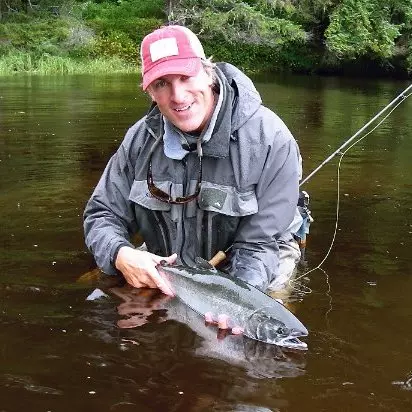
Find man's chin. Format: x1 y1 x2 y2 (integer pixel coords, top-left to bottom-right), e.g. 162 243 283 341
172 120 203 134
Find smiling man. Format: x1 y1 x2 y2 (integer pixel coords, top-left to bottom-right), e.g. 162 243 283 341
83 25 303 298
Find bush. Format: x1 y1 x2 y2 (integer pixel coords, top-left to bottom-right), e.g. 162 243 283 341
86 16 163 42
82 0 165 21
82 0 165 41
0 18 69 52
0 50 136 75
91 31 137 63
62 22 96 58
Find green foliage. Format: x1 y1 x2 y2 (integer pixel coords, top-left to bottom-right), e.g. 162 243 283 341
407 50 412 73
78 0 164 63
175 0 306 44
83 0 165 20
91 31 137 62
171 0 309 71
325 0 402 60
0 0 411 76
62 21 96 57
0 10 32 23
0 1 166 73
86 15 162 42
0 0 78 19
243 0 299 20
0 18 69 57
0 50 135 75
82 0 164 40
206 40 273 71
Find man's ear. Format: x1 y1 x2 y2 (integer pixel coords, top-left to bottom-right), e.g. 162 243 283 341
147 90 156 102
206 71 213 87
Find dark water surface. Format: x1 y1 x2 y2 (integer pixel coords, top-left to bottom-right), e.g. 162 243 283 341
1 73 412 411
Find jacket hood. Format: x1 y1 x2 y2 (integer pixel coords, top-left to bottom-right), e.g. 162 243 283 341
216 62 262 132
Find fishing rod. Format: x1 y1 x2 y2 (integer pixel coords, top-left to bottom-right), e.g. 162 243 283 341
300 83 412 187
289 82 412 294
209 84 412 271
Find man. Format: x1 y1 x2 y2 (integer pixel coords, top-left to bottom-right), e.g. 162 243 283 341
83 25 302 298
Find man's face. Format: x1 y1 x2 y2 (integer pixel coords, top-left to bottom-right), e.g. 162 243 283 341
147 69 215 134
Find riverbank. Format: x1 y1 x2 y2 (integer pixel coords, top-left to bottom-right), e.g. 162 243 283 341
0 52 136 76
1 1 411 78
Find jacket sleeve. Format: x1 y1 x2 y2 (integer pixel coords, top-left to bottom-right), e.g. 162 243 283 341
228 129 301 290
83 129 140 275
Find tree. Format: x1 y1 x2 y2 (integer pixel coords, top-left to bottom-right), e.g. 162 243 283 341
169 0 307 47
325 0 404 60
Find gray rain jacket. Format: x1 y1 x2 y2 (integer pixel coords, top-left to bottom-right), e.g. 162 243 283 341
83 63 301 290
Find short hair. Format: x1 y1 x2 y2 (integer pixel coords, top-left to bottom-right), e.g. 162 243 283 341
202 58 219 93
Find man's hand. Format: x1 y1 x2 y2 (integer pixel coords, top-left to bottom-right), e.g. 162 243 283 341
115 246 177 296
204 312 244 337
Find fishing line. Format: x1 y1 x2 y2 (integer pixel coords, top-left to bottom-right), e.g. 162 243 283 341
290 88 412 296
299 84 412 187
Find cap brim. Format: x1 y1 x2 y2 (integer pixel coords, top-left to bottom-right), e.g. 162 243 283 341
142 57 202 90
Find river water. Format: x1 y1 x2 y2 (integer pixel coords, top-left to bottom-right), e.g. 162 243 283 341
1 73 411 411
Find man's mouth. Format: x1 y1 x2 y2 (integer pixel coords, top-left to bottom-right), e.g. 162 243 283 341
174 104 192 112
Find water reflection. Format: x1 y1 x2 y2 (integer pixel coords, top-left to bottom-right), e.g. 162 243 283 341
110 286 307 380
1 73 412 411
1 374 63 396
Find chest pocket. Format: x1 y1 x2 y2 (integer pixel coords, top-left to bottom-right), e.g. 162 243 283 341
198 182 258 217
130 179 258 219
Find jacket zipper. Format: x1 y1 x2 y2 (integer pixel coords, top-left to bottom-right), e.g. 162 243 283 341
180 157 188 265
153 211 171 256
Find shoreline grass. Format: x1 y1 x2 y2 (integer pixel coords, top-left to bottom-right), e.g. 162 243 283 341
0 52 138 76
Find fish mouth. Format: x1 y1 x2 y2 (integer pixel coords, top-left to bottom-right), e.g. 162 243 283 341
276 329 308 350
276 336 308 351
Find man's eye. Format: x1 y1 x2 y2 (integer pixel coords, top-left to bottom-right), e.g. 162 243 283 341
180 75 190 82
154 80 166 89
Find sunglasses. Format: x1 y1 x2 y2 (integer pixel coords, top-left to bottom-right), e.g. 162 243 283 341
147 151 203 204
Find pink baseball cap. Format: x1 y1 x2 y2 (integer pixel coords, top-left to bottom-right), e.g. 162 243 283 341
140 25 206 90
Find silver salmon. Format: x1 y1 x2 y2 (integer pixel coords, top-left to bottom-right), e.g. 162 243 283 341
158 260 308 350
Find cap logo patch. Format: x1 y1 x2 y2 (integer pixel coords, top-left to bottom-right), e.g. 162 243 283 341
149 38 179 62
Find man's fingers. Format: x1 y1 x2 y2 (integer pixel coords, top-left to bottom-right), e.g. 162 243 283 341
124 271 154 289
163 253 177 264
205 313 234 329
205 312 214 323
218 314 230 329
204 313 244 337
146 266 175 296
153 253 178 265
124 276 145 289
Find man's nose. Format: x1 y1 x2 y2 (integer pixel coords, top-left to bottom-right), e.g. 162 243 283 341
171 83 186 102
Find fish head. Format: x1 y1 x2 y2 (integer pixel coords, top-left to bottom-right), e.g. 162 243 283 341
244 307 308 351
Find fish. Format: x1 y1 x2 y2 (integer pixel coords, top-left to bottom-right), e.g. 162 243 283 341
158 259 308 350
111 286 307 377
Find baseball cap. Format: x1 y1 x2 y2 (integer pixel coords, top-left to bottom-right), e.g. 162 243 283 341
140 25 206 90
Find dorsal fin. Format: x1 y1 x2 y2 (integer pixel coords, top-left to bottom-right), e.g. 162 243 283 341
195 257 217 271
